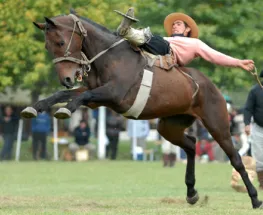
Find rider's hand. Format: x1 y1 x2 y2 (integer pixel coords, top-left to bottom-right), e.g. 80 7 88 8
245 125 251 136
239 59 254 72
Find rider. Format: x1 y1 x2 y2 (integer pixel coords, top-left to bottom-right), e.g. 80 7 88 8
115 8 254 72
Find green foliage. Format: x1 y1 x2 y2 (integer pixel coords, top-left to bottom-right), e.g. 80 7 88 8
0 0 62 96
0 0 138 96
136 0 263 90
0 0 262 95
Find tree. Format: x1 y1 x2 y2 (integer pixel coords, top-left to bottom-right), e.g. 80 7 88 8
1 0 262 100
136 0 263 90
0 0 137 102
0 0 66 102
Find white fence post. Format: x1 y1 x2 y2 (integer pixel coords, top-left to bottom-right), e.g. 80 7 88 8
15 119 23 161
53 117 59 161
97 106 107 159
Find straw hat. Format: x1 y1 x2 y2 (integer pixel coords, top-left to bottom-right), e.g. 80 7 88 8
164 13 199 38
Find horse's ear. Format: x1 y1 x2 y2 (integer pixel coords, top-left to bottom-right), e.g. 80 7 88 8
44 17 56 27
33 22 46 30
70 8 77 15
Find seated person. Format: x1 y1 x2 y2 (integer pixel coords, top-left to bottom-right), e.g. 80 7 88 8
161 137 177 167
231 156 256 193
196 125 214 162
69 120 95 158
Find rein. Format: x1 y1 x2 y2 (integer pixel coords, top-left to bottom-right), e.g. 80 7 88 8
52 14 125 78
250 66 263 89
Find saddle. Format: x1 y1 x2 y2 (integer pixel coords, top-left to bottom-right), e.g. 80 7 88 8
129 44 177 71
129 45 199 98
141 50 178 71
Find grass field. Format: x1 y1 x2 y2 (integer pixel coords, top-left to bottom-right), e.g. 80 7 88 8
0 161 263 215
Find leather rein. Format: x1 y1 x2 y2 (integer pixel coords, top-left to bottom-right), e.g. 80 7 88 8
52 14 125 80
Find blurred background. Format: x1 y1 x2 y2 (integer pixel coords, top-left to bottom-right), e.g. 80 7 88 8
0 0 263 163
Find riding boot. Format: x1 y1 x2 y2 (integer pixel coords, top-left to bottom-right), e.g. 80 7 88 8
169 153 176 167
163 154 169 167
257 171 263 190
115 7 152 46
115 7 138 36
123 27 152 46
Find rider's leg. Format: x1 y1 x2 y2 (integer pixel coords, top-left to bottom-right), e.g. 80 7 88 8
122 27 152 46
116 7 137 36
116 7 152 46
115 7 169 55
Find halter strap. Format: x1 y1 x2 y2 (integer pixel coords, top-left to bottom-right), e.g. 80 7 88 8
69 14 87 37
52 14 125 76
53 55 89 65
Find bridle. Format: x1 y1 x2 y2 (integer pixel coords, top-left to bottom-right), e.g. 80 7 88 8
52 14 125 78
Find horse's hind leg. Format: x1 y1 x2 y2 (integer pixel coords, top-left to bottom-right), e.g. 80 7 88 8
157 115 199 205
200 98 263 209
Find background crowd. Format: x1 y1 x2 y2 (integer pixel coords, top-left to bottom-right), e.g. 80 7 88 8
1 69 263 190
0 0 263 193
1 70 262 162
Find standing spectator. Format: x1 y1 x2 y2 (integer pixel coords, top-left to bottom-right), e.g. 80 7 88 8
161 137 177 167
127 120 150 154
31 112 51 160
92 109 99 138
230 108 250 157
0 106 18 160
69 120 95 158
244 69 263 190
105 110 123 160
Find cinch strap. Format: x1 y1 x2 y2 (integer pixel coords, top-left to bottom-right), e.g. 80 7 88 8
122 69 153 118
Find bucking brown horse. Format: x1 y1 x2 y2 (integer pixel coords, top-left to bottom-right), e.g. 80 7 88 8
21 10 263 209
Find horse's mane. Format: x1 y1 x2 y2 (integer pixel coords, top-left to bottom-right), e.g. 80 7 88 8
79 16 113 35
53 14 115 35
53 10 117 36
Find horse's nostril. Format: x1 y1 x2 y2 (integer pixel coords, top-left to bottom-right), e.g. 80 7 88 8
62 77 74 89
65 77 71 83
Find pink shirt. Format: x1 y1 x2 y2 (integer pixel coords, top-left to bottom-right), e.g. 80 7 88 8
163 36 241 67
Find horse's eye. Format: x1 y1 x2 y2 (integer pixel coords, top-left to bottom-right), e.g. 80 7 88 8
57 41 65 47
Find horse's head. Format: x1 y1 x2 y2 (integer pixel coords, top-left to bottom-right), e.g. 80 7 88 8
34 13 84 88
34 11 125 89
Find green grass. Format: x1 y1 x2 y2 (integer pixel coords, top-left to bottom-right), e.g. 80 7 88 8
0 161 262 215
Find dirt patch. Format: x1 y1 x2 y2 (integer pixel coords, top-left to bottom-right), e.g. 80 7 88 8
63 201 112 213
160 197 185 204
160 195 209 207
73 201 106 208
0 196 39 205
199 195 209 207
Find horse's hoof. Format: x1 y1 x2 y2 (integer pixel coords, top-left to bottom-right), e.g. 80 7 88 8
20 107 37 118
186 192 199 205
254 201 263 209
54 108 72 119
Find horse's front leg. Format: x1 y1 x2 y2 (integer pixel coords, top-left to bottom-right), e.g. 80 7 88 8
54 85 116 119
21 87 88 118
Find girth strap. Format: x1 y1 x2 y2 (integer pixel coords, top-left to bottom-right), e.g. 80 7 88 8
122 69 153 118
